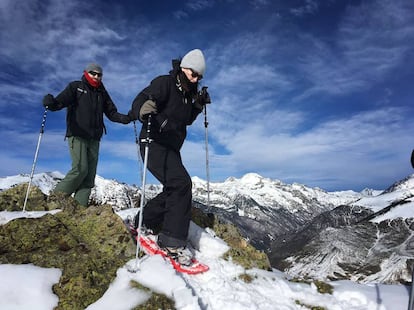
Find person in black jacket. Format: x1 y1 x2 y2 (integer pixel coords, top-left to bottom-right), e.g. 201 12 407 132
128 49 210 266
43 63 131 206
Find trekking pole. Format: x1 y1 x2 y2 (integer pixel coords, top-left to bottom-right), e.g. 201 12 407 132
203 104 211 212
23 107 48 212
133 121 143 193
129 114 152 273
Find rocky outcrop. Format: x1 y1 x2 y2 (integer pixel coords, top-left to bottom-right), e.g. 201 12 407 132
0 192 135 309
0 185 271 308
272 206 414 284
0 183 49 211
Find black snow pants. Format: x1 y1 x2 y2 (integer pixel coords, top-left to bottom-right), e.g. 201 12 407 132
141 141 192 248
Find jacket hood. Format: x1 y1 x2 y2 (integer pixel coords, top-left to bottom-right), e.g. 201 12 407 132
169 59 181 77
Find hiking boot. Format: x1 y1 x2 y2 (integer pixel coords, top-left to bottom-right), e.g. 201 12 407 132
163 246 194 266
124 215 137 237
125 216 155 240
133 213 162 235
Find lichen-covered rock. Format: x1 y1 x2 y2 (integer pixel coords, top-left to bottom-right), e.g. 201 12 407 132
0 197 136 309
0 183 48 211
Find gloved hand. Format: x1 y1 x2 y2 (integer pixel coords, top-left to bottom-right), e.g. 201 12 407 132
411 149 414 169
194 86 211 110
139 100 157 121
43 94 55 108
120 114 131 124
128 110 137 121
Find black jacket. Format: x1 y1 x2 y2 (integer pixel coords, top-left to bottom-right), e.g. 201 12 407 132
130 61 202 151
47 76 129 140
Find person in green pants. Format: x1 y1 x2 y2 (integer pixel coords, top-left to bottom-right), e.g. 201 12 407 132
43 63 131 206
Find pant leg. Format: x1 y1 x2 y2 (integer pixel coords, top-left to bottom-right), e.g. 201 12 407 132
142 141 192 247
54 136 89 196
141 142 168 228
74 139 100 206
142 191 168 229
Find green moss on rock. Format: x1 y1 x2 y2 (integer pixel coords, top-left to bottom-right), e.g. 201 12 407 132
0 188 136 309
0 183 48 211
130 280 175 310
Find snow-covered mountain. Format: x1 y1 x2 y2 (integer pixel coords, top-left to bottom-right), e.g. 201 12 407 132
192 173 368 251
271 175 414 284
193 173 366 212
1 171 413 284
0 171 160 211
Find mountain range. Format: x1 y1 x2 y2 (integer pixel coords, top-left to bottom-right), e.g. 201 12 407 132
1 171 413 284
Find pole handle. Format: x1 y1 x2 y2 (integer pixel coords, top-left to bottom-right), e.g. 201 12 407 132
39 108 48 133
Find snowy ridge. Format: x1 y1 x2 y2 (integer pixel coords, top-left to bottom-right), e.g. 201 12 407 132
351 173 414 221
91 175 140 211
1 171 369 214
0 172 145 211
192 172 366 214
0 171 64 194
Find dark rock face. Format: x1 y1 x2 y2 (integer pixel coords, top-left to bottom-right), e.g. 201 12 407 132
0 199 136 309
268 204 414 284
196 187 414 284
269 205 374 263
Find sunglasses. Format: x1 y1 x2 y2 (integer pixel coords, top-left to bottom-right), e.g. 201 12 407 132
88 71 102 77
189 68 203 80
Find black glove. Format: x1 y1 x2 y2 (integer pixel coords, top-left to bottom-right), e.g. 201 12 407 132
43 94 55 108
128 110 137 121
194 86 211 110
139 100 158 121
120 114 131 124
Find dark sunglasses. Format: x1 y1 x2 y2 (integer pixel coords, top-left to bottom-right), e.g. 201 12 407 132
189 68 203 80
88 71 102 77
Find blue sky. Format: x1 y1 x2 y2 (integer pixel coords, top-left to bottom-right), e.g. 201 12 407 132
0 0 413 191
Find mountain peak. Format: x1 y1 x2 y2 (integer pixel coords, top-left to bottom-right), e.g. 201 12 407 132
224 173 280 186
240 173 265 183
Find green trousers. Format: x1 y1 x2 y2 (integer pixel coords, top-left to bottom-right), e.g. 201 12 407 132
55 136 100 206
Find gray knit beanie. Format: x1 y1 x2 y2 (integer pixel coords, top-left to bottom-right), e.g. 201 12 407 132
85 63 103 74
180 49 206 76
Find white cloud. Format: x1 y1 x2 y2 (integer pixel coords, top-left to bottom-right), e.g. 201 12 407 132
293 0 414 101
202 106 414 189
0 0 413 191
